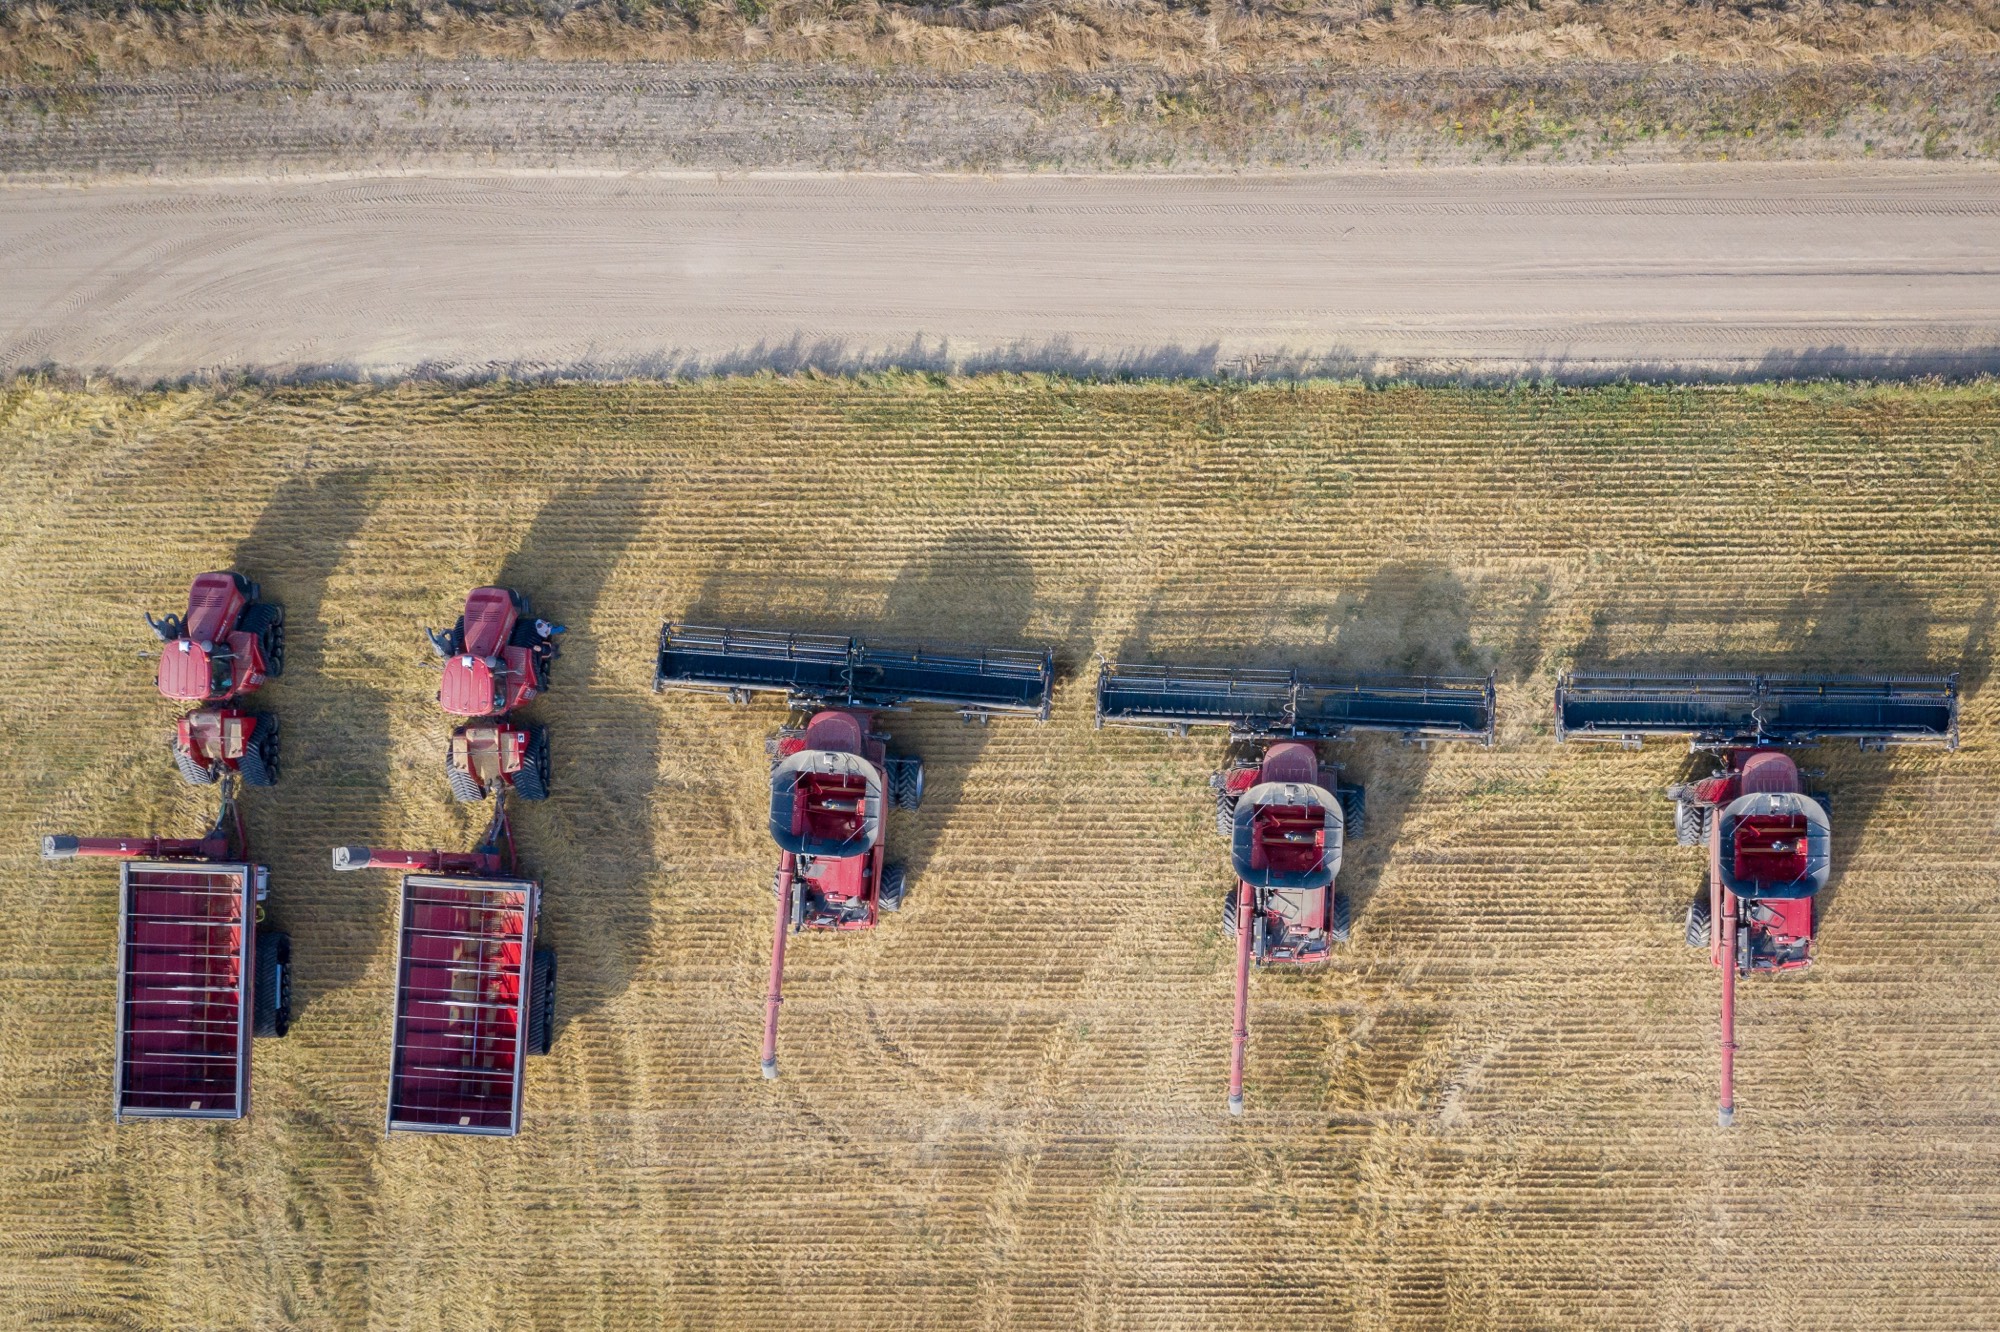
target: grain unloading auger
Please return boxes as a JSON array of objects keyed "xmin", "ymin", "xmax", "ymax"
[
  {"xmin": 1555, "ymin": 671, "xmax": 1958, "ymax": 1126},
  {"xmin": 1095, "ymin": 661, "xmax": 1495, "ymax": 1115},
  {"xmin": 656, "ymin": 623, "xmax": 1054, "ymax": 1079}
]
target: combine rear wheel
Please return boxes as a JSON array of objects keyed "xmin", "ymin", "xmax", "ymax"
[
  {"xmin": 253, "ymin": 930, "xmax": 292, "ymax": 1037},
  {"xmin": 511, "ymin": 726, "xmax": 551, "ymax": 801},
  {"xmin": 527, "ymin": 948, "xmax": 556, "ymax": 1055},
  {"xmin": 1222, "ymin": 892, "xmax": 1239, "ymax": 937},
  {"xmin": 173, "ymin": 744, "xmax": 216, "ymax": 786},
  {"xmin": 1330, "ymin": 889, "xmax": 1352, "ymax": 944},
  {"xmin": 1685, "ymin": 891, "xmax": 1712, "ymax": 948},
  {"xmin": 878, "ymin": 862, "xmax": 907, "ymax": 912}
]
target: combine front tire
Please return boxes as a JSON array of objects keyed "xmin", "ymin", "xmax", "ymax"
[
  {"xmin": 1330, "ymin": 889, "xmax": 1352, "ymax": 944},
  {"xmin": 511, "ymin": 726, "xmax": 551, "ymax": 801},
  {"xmin": 1215, "ymin": 790, "xmax": 1239, "ymax": 838},
  {"xmin": 173, "ymin": 744, "xmax": 216, "ymax": 786},
  {"xmin": 886, "ymin": 757, "xmax": 924, "ymax": 811},
  {"xmin": 1685, "ymin": 891, "xmax": 1712, "ymax": 948},
  {"xmin": 1675, "ymin": 800, "xmax": 1708, "ymax": 846},
  {"xmin": 253, "ymin": 930, "xmax": 292, "ymax": 1038},
  {"xmin": 879, "ymin": 862, "xmax": 907, "ymax": 912},
  {"xmin": 1339, "ymin": 786, "xmax": 1367, "ymax": 842},
  {"xmin": 446, "ymin": 757, "xmax": 486, "ymax": 803},
  {"xmin": 527, "ymin": 948, "xmax": 557, "ymax": 1055}
]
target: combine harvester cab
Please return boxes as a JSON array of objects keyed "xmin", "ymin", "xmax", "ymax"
[
  {"xmin": 1555, "ymin": 670, "xmax": 1959, "ymax": 1125},
  {"xmin": 147, "ymin": 571, "xmax": 285, "ymax": 788},
  {"xmin": 426, "ymin": 586, "xmax": 560, "ymax": 804},
  {"xmin": 1095, "ymin": 661, "xmax": 1495, "ymax": 1115},
  {"xmin": 655, "ymin": 623, "xmax": 1054, "ymax": 1078},
  {"xmin": 41, "ymin": 778, "xmax": 293, "ymax": 1122},
  {"xmin": 333, "ymin": 797, "xmax": 556, "ymax": 1137}
]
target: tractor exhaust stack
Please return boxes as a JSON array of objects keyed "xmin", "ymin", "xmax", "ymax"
[
  {"xmin": 1228, "ymin": 880, "xmax": 1253, "ymax": 1116},
  {"xmin": 1719, "ymin": 892, "xmax": 1739, "ymax": 1128},
  {"xmin": 763, "ymin": 853, "xmax": 797, "ymax": 1079}
]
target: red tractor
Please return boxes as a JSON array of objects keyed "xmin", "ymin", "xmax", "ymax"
[
  {"xmin": 655, "ymin": 623, "xmax": 1053, "ymax": 1078},
  {"xmin": 146, "ymin": 571, "xmax": 284, "ymax": 787},
  {"xmin": 425, "ymin": 586, "xmax": 559, "ymax": 803},
  {"xmin": 1095, "ymin": 662, "xmax": 1495, "ymax": 1115},
  {"xmin": 333, "ymin": 796, "xmax": 557, "ymax": 1136},
  {"xmin": 1557, "ymin": 671, "xmax": 1959, "ymax": 1125},
  {"xmin": 41, "ymin": 776, "xmax": 293, "ymax": 1121}
]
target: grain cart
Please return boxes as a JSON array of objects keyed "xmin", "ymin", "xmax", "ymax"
[
  {"xmin": 1555, "ymin": 671, "xmax": 1959, "ymax": 1125},
  {"xmin": 40, "ymin": 776, "xmax": 292, "ymax": 1121},
  {"xmin": 146, "ymin": 571, "xmax": 285, "ymax": 787},
  {"xmin": 1095, "ymin": 661, "xmax": 1495, "ymax": 1115},
  {"xmin": 655, "ymin": 623, "xmax": 1054, "ymax": 1078},
  {"xmin": 425, "ymin": 586, "xmax": 559, "ymax": 803},
  {"xmin": 332, "ymin": 796, "xmax": 556, "ymax": 1136}
]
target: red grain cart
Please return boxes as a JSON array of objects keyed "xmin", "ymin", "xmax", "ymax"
[
  {"xmin": 147, "ymin": 571, "xmax": 284, "ymax": 787},
  {"xmin": 426, "ymin": 586, "xmax": 559, "ymax": 803},
  {"xmin": 1095, "ymin": 661, "xmax": 1495, "ymax": 1115},
  {"xmin": 333, "ymin": 798, "xmax": 555, "ymax": 1136},
  {"xmin": 655, "ymin": 623, "xmax": 1053, "ymax": 1078},
  {"xmin": 1556, "ymin": 671, "xmax": 1959, "ymax": 1124},
  {"xmin": 42, "ymin": 780, "xmax": 292, "ymax": 1121}
]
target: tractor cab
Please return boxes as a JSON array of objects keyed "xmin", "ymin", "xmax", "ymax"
[
  {"xmin": 432, "ymin": 587, "xmax": 555, "ymax": 717},
  {"xmin": 149, "ymin": 572, "xmax": 281, "ymax": 703}
]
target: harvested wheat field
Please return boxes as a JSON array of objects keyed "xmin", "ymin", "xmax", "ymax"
[{"xmin": 2, "ymin": 377, "xmax": 1998, "ymax": 1329}]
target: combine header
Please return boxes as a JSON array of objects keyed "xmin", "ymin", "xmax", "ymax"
[
  {"xmin": 426, "ymin": 587, "xmax": 560, "ymax": 803},
  {"xmin": 1556, "ymin": 671, "xmax": 1959, "ymax": 1125},
  {"xmin": 42, "ymin": 777, "xmax": 292, "ymax": 1121},
  {"xmin": 1095, "ymin": 661, "xmax": 1495, "ymax": 1115},
  {"xmin": 333, "ymin": 796, "xmax": 556, "ymax": 1136},
  {"xmin": 147, "ymin": 571, "xmax": 285, "ymax": 787},
  {"xmin": 655, "ymin": 623, "xmax": 1054, "ymax": 1078}
]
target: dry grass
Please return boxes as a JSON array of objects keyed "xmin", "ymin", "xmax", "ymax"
[
  {"xmin": 2, "ymin": 376, "xmax": 1999, "ymax": 1329},
  {"xmin": 3, "ymin": 0, "xmax": 1998, "ymax": 81}
]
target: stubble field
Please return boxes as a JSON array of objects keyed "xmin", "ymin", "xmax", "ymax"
[{"xmin": 0, "ymin": 376, "xmax": 1996, "ymax": 1329}]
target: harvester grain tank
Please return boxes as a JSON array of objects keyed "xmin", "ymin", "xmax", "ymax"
[
  {"xmin": 1094, "ymin": 661, "xmax": 1495, "ymax": 1115},
  {"xmin": 42, "ymin": 776, "xmax": 293, "ymax": 1121},
  {"xmin": 332, "ymin": 796, "xmax": 556, "ymax": 1136},
  {"xmin": 1555, "ymin": 670, "xmax": 1959, "ymax": 1125},
  {"xmin": 147, "ymin": 571, "xmax": 285, "ymax": 786},
  {"xmin": 655, "ymin": 623, "xmax": 1054, "ymax": 1078}
]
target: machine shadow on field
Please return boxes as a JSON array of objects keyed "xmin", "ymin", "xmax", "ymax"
[
  {"xmin": 1571, "ymin": 574, "xmax": 1978, "ymax": 920},
  {"xmin": 1118, "ymin": 560, "xmax": 1487, "ymax": 934},
  {"xmin": 496, "ymin": 479, "xmax": 659, "ymax": 1037},
  {"xmin": 681, "ymin": 528, "xmax": 1047, "ymax": 905},
  {"xmin": 231, "ymin": 468, "xmax": 385, "ymax": 1005}
]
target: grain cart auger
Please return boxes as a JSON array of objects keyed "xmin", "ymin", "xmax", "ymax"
[
  {"xmin": 147, "ymin": 571, "xmax": 285, "ymax": 787},
  {"xmin": 425, "ymin": 586, "xmax": 561, "ymax": 803},
  {"xmin": 331, "ymin": 795, "xmax": 556, "ymax": 1136},
  {"xmin": 655, "ymin": 623, "xmax": 1055, "ymax": 1079},
  {"xmin": 1555, "ymin": 671, "xmax": 1959, "ymax": 1126},
  {"xmin": 1095, "ymin": 661, "xmax": 1496, "ymax": 1115},
  {"xmin": 41, "ymin": 774, "xmax": 293, "ymax": 1121}
]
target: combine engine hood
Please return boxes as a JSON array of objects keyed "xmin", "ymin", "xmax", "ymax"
[{"xmin": 657, "ymin": 623, "xmax": 1054, "ymax": 718}]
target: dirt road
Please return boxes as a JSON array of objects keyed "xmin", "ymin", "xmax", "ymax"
[{"xmin": 4, "ymin": 163, "xmax": 1997, "ymax": 381}]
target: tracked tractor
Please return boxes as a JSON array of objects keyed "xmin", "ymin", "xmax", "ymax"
[
  {"xmin": 147, "ymin": 572, "xmax": 284, "ymax": 787},
  {"xmin": 655, "ymin": 623, "xmax": 1054, "ymax": 1079},
  {"xmin": 1556, "ymin": 671, "xmax": 1959, "ymax": 1125},
  {"xmin": 332, "ymin": 795, "xmax": 557, "ymax": 1136},
  {"xmin": 426, "ymin": 586, "xmax": 559, "ymax": 803},
  {"xmin": 41, "ymin": 775, "xmax": 293, "ymax": 1121},
  {"xmin": 1095, "ymin": 662, "xmax": 1495, "ymax": 1115}
]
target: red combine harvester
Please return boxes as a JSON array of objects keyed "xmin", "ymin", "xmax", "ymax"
[
  {"xmin": 332, "ymin": 796, "xmax": 556, "ymax": 1136},
  {"xmin": 1095, "ymin": 661, "xmax": 1495, "ymax": 1115},
  {"xmin": 147, "ymin": 571, "xmax": 284, "ymax": 787},
  {"xmin": 1556, "ymin": 671, "xmax": 1959, "ymax": 1125},
  {"xmin": 425, "ymin": 587, "xmax": 559, "ymax": 803},
  {"xmin": 655, "ymin": 623, "xmax": 1054, "ymax": 1078},
  {"xmin": 41, "ymin": 777, "xmax": 292, "ymax": 1121}
]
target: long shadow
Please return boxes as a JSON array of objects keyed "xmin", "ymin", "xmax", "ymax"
[
  {"xmin": 230, "ymin": 468, "xmax": 384, "ymax": 1003},
  {"xmin": 1570, "ymin": 573, "xmax": 1969, "ymax": 921},
  {"xmin": 1117, "ymin": 560, "xmax": 1486, "ymax": 933},
  {"xmin": 494, "ymin": 479, "xmax": 659, "ymax": 1037}
]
